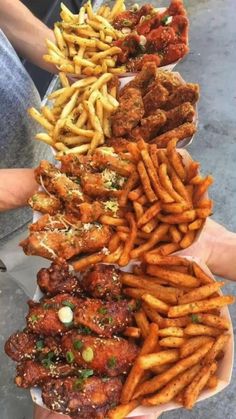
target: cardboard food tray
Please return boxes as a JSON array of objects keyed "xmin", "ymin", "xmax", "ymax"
[{"xmin": 30, "ymin": 255, "xmax": 234, "ymax": 417}]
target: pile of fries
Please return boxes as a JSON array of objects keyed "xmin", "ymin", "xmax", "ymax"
[
  {"xmin": 44, "ymin": 1, "xmax": 126, "ymax": 76},
  {"xmin": 73, "ymin": 138, "xmax": 213, "ymax": 271},
  {"xmin": 108, "ymin": 255, "xmax": 234, "ymax": 417},
  {"xmin": 28, "ymin": 73, "xmax": 119, "ymax": 155}
]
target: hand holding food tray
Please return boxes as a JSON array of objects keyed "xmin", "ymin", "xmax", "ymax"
[
  {"xmin": 43, "ymin": 0, "xmax": 189, "ymax": 77},
  {"xmin": 4, "ymin": 256, "xmax": 234, "ymax": 418},
  {"xmin": 28, "ymin": 66, "xmax": 199, "ymax": 156}
]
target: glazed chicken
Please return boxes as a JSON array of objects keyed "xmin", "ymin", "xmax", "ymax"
[
  {"xmin": 15, "ymin": 359, "xmax": 77, "ymax": 388},
  {"xmin": 42, "ymin": 376, "xmax": 122, "ymax": 418},
  {"xmin": 37, "ymin": 258, "xmax": 82, "ymax": 296},
  {"xmin": 111, "ymin": 87, "xmax": 144, "ymax": 137},
  {"xmin": 80, "ymin": 264, "xmax": 122, "ymax": 300},
  {"xmin": 74, "ymin": 298, "xmax": 132, "ymax": 338},
  {"xmin": 26, "ymin": 294, "xmax": 80, "ymax": 336},
  {"xmin": 61, "ymin": 331, "xmax": 138, "ymax": 376},
  {"xmin": 20, "ymin": 223, "xmax": 112, "ymax": 260}
]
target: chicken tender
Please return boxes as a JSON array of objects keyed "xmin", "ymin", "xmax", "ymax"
[
  {"xmin": 143, "ymin": 83, "xmax": 169, "ymax": 115},
  {"xmin": 61, "ymin": 331, "xmax": 138, "ymax": 376},
  {"xmin": 28, "ymin": 192, "xmax": 62, "ymax": 215},
  {"xmin": 162, "ymin": 83, "xmax": 200, "ymax": 110},
  {"xmin": 152, "ymin": 122, "xmax": 197, "ymax": 148},
  {"xmin": 112, "ymin": 87, "xmax": 144, "ymax": 137},
  {"xmin": 132, "ymin": 109, "xmax": 167, "ymax": 140},
  {"xmin": 42, "ymin": 376, "xmax": 122, "ymax": 418},
  {"xmin": 161, "ymin": 102, "xmax": 195, "ymax": 133},
  {"xmin": 120, "ymin": 62, "xmax": 156, "ymax": 96}
]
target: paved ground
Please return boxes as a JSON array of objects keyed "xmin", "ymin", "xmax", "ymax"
[{"xmin": 0, "ymin": 0, "xmax": 236, "ymax": 418}]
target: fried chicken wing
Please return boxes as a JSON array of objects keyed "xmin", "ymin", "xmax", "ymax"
[
  {"xmin": 126, "ymin": 54, "xmax": 161, "ymax": 72},
  {"xmin": 60, "ymin": 153, "xmax": 94, "ymax": 178},
  {"xmin": 146, "ymin": 26, "xmax": 177, "ymax": 52},
  {"xmin": 61, "ymin": 331, "xmax": 138, "ymax": 376},
  {"xmin": 37, "ymin": 259, "xmax": 82, "ymax": 296},
  {"xmin": 20, "ymin": 223, "xmax": 112, "ymax": 260},
  {"xmin": 170, "ymin": 15, "xmax": 189, "ymax": 44},
  {"xmin": 42, "ymin": 376, "xmax": 122, "ymax": 418},
  {"xmin": 15, "ymin": 360, "xmax": 77, "ymax": 388},
  {"xmin": 165, "ymin": 0, "xmax": 187, "ymax": 17},
  {"xmin": 80, "ymin": 171, "xmax": 125, "ymax": 198},
  {"xmin": 28, "ymin": 192, "xmax": 62, "ymax": 215},
  {"xmin": 112, "ymin": 87, "xmax": 144, "ymax": 137},
  {"xmin": 74, "ymin": 298, "xmax": 132, "ymax": 337},
  {"xmin": 26, "ymin": 294, "xmax": 81, "ymax": 335},
  {"xmin": 29, "ymin": 213, "xmax": 81, "ymax": 232},
  {"xmin": 161, "ymin": 42, "xmax": 189, "ymax": 66},
  {"xmin": 80, "ymin": 264, "xmax": 122, "ymax": 299},
  {"xmin": 152, "ymin": 122, "xmax": 197, "ymax": 148},
  {"xmin": 162, "ymin": 83, "xmax": 200, "ymax": 110},
  {"xmin": 92, "ymin": 148, "xmax": 135, "ymax": 177},
  {"xmin": 35, "ymin": 160, "xmax": 84, "ymax": 207},
  {"xmin": 5, "ymin": 331, "xmax": 61, "ymax": 362}
]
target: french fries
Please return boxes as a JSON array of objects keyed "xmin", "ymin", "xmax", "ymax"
[
  {"xmin": 29, "ymin": 73, "xmax": 119, "ymax": 156},
  {"xmin": 44, "ymin": 1, "xmax": 126, "ymax": 76},
  {"xmin": 118, "ymin": 256, "xmax": 234, "ymax": 416}
]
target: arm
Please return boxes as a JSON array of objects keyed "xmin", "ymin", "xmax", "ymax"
[
  {"xmin": 178, "ymin": 218, "xmax": 236, "ymax": 281},
  {"xmin": 0, "ymin": 169, "xmax": 38, "ymax": 211},
  {"xmin": 0, "ymin": 0, "xmax": 56, "ymax": 73}
]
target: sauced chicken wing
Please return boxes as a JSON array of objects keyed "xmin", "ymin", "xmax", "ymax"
[
  {"xmin": 26, "ymin": 294, "xmax": 80, "ymax": 335},
  {"xmin": 61, "ymin": 332, "xmax": 138, "ymax": 376},
  {"xmin": 161, "ymin": 42, "xmax": 189, "ymax": 66},
  {"xmin": 28, "ymin": 192, "xmax": 62, "ymax": 215},
  {"xmin": 146, "ymin": 26, "xmax": 177, "ymax": 52},
  {"xmin": 42, "ymin": 376, "xmax": 122, "ymax": 418},
  {"xmin": 37, "ymin": 258, "xmax": 82, "ymax": 296},
  {"xmin": 5, "ymin": 331, "xmax": 61, "ymax": 362},
  {"xmin": 80, "ymin": 264, "xmax": 122, "ymax": 299},
  {"xmin": 111, "ymin": 87, "xmax": 144, "ymax": 137},
  {"xmin": 15, "ymin": 360, "xmax": 77, "ymax": 388},
  {"xmin": 35, "ymin": 160, "xmax": 84, "ymax": 207},
  {"xmin": 74, "ymin": 298, "xmax": 132, "ymax": 338},
  {"xmin": 20, "ymin": 223, "xmax": 112, "ymax": 260}
]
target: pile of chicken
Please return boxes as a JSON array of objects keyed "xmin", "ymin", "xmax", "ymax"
[
  {"xmin": 110, "ymin": 63, "xmax": 199, "ymax": 148},
  {"xmin": 112, "ymin": 0, "xmax": 189, "ymax": 71},
  {"xmin": 5, "ymin": 260, "xmax": 139, "ymax": 418}
]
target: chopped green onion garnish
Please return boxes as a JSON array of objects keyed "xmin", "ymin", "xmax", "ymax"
[
  {"xmin": 66, "ymin": 351, "xmax": 75, "ymax": 363},
  {"xmin": 62, "ymin": 300, "xmax": 75, "ymax": 310},
  {"xmin": 107, "ymin": 356, "xmax": 117, "ymax": 368},
  {"xmin": 73, "ymin": 339, "xmax": 83, "ymax": 350},
  {"xmin": 36, "ymin": 340, "xmax": 44, "ymax": 350}
]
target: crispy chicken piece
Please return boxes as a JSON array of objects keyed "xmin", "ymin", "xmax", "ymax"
[
  {"xmin": 131, "ymin": 109, "xmax": 167, "ymax": 141},
  {"xmin": 165, "ymin": 0, "xmax": 187, "ymax": 17},
  {"xmin": 42, "ymin": 376, "xmax": 122, "ymax": 418},
  {"xmin": 113, "ymin": 4, "xmax": 154, "ymax": 30},
  {"xmin": 161, "ymin": 102, "xmax": 195, "ymax": 133},
  {"xmin": 80, "ymin": 264, "xmax": 122, "ymax": 300},
  {"xmin": 161, "ymin": 83, "xmax": 200, "ymax": 110},
  {"xmin": 74, "ymin": 298, "xmax": 132, "ymax": 338},
  {"xmin": 29, "ymin": 213, "xmax": 81, "ymax": 232},
  {"xmin": 20, "ymin": 223, "xmax": 112, "ymax": 260},
  {"xmin": 152, "ymin": 122, "xmax": 197, "ymax": 148},
  {"xmin": 26, "ymin": 294, "xmax": 80, "ymax": 335},
  {"xmin": 146, "ymin": 26, "xmax": 177, "ymax": 52},
  {"xmin": 115, "ymin": 34, "xmax": 142, "ymax": 65},
  {"xmin": 28, "ymin": 192, "xmax": 62, "ymax": 215},
  {"xmin": 105, "ymin": 137, "xmax": 135, "ymax": 153},
  {"xmin": 5, "ymin": 331, "xmax": 61, "ymax": 362},
  {"xmin": 37, "ymin": 258, "xmax": 82, "ymax": 296},
  {"xmin": 151, "ymin": 70, "xmax": 183, "ymax": 92},
  {"xmin": 170, "ymin": 15, "xmax": 189, "ymax": 44},
  {"xmin": 35, "ymin": 160, "xmax": 84, "ymax": 207},
  {"xmin": 160, "ymin": 42, "xmax": 189, "ymax": 66},
  {"xmin": 15, "ymin": 360, "xmax": 77, "ymax": 388},
  {"xmin": 136, "ymin": 14, "xmax": 161, "ymax": 36},
  {"xmin": 80, "ymin": 171, "xmax": 125, "ymax": 198},
  {"xmin": 92, "ymin": 148, "xmax": 135, "ymax": 177},
  {"xmin": 143, "ymin": 83, "xmax": 169, "ymax": 115},
  {"xmin": 120, "ymin": 62, "xmax": 156, "ymax": 96},
  {"xmin": 112, "ymin": 87, "xmax": 144, "ymax": 137},
  {"xmin": 77, "ymin": 201, "xmax": 104, "ymax": 223},
  {"xmin": 60, "ymin": 153, "xmax": 94, "ymax": 178},
  {"xmin": 61, "ymin": 332, "xmax": 138, "ymax": 376},
  {"xmin": 126, "ymin": 54, "xmax": 161, "ymax": 72}
]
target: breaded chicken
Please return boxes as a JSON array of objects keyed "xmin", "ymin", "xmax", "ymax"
[
  {"xmin": 112, "ymin": 87, "xmax": 144, "ymax": 137},
  {"xmin": 80, "ymin": 264, "xmax": 122, "ymax": 300},
  {"xmin": 28, "ymin": 192, "xmax": 62, "ymax": 215}
]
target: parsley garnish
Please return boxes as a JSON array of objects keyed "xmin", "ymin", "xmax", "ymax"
[
  {"xmin": 36, "ymin": 340, "xmax": 44, "ymax": 350},
  {"xmin": 98, "ymin": 307, "xmax": 108, "ymax": 315},
  {"xmin": 77, "ymin": 326, "xmax": 92, "ymax": 335},
  {"xmin": 161, "ymin": 15, "xmax": 170, "ymax": 25},
  {"xmin": 41, "ymin": 352, "xmax": 55, "ymax": 369},
  {"xmin": 29, "ymin": 314, "xmax": 39, "ymax": 325}
]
